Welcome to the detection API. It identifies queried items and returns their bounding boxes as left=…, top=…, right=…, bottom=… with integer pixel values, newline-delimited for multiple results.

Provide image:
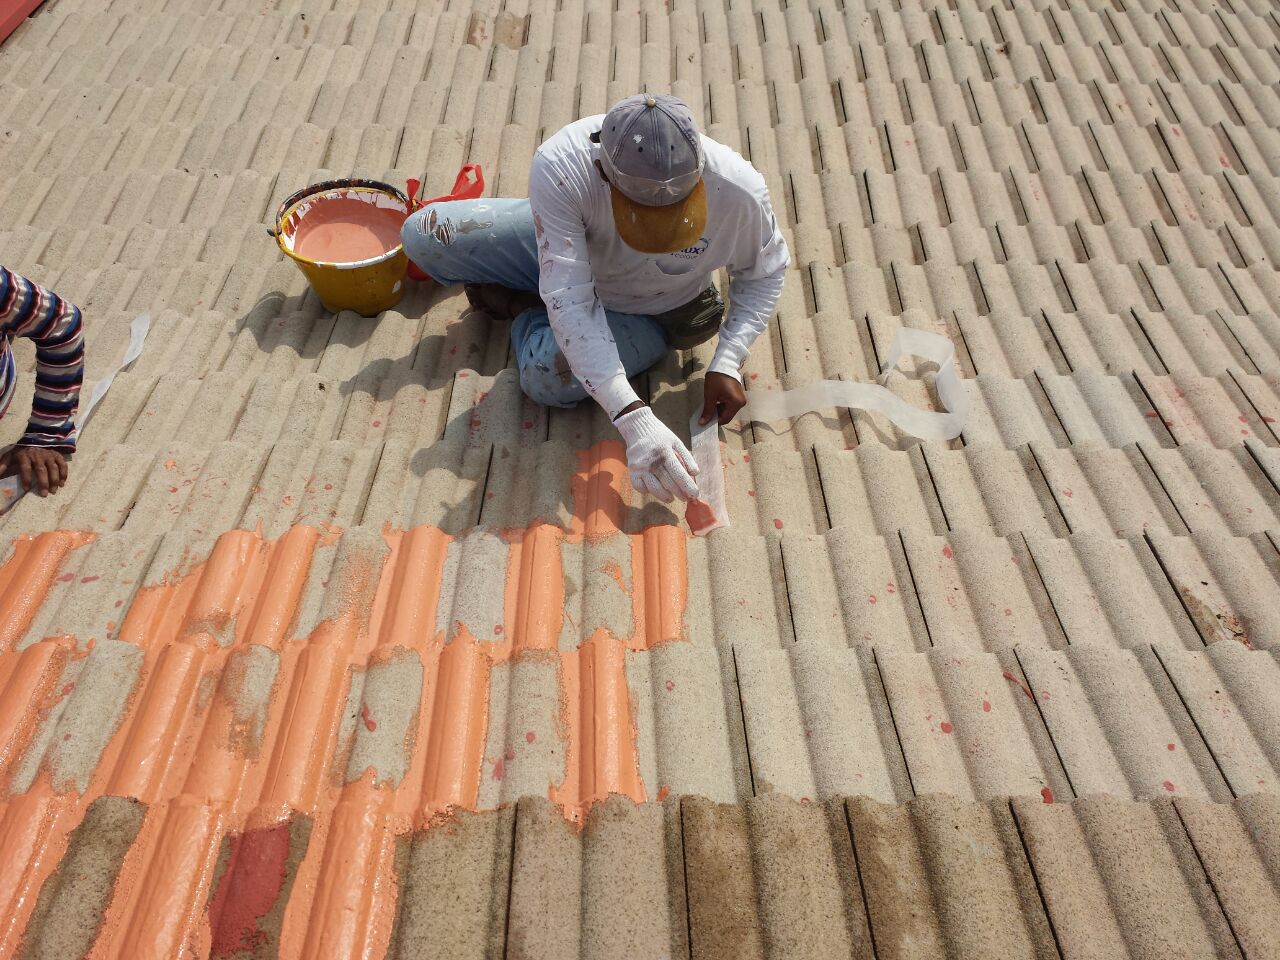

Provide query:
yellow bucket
left=274, top=178, right=411, bottom=317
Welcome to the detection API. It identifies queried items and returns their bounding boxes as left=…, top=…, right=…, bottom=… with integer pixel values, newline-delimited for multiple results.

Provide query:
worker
left=402, top=93, right=789, bottom=503
left=0, top=267, right=84, bottom=496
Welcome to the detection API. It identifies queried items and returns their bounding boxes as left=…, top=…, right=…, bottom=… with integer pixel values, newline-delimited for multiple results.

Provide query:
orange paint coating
left=630, top=526, right=687, bottom=650
left=0, top=440, right=693, bottom=952
left=503, top=524, right=564, bottom=654
left=0, top=531, right=96, bottom=653
left=550, top=630, right=647, bottom=824
left=569, top=441, right=631, bottom=539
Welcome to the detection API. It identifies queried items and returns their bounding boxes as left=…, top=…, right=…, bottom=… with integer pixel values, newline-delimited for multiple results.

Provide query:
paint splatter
left=665, top=680, right=675, bottom=692
left=868, top=594, right=877, bottom=604
left=360, top=703, right=377, bottom=732
left=939, top=721, right=954, bottom=734
left=1163, top=780, right=1175, bottom=792
left=773, top=518, right=783, bottom=530
left=656, top=785, right=671, bottom=801
left=207, top=823, right=291, bottom=956
left=942, top=545, right=953, bottom=559
left=492, top=758, right=504, bottom=781
left=1167, top=743, right=1175, bottom=751
left=1041, top=787, right=1054, bottom=804
left=526, top=731, right=536, bottom=743
left=982, top=700, right=991, bottom=713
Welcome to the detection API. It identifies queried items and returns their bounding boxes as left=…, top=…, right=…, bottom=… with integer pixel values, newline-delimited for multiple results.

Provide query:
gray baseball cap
left=594, top=93, right=708, bottom=253
left=596, top=93, right=705, bottom=207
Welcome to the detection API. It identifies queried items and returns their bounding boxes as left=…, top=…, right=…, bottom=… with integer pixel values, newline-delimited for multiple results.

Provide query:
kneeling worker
left=403, top=93, right=789, bottom=503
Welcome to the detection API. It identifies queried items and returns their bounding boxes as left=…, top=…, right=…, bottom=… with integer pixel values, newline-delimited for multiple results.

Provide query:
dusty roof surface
left=1, top=0, right=1279, bottom=955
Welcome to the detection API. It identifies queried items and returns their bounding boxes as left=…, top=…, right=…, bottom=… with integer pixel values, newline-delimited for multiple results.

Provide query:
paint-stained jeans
left=401, top=198, right=670, bottom=408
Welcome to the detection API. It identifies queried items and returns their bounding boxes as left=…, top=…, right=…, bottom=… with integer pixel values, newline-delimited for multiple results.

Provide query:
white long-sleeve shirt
left=528, top=116, right=790, bottom=419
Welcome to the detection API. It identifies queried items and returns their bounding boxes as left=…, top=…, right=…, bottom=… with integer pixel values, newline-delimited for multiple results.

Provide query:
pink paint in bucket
left=293, top=197, right=406, bottom=264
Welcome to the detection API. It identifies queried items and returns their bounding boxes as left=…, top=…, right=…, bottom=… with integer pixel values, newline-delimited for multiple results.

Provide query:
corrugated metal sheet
left=1, top=0, right=1279, bottom=954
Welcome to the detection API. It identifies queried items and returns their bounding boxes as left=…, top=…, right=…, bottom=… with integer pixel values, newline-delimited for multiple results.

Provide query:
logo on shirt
left=670, top=237, right=709, bottom=260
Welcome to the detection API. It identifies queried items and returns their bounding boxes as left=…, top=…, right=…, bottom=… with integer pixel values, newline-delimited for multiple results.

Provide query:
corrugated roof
left=2, top=0, right=1280, bottom=954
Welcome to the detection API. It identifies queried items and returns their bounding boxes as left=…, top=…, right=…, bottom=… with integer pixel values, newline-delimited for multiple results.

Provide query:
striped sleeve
left=0, top=267, right=85, bottom=449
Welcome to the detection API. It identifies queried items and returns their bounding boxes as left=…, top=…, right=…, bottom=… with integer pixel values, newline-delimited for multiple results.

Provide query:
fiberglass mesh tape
left=688, top=327, right=969, bottom=536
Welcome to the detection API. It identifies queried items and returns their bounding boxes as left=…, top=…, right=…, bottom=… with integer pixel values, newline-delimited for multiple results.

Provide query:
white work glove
left=614, top=407, right=700, bottom=503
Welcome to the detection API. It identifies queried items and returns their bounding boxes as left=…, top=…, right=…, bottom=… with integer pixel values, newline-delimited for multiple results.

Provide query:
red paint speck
left=324, top=483, right=333, bottom=491
left=526, top=731, right=536, bottom=743
left=1263, top=416, right=1275, bottom=424
left=522, top=420, right=533, bottom=429
left=1163, top=780, right=1175, bottom=792
left=168, top=486, right=179, bottom=494
left=657, top=785, right=671, bottom=801
left=665, top=679, right=675, bottom=691
left=886, top=583, right=896, bottom=594
left=1041, top=787, right=1054, bottom=804
left=114, top=599, right=122, bottom=608
left=773, top=518, right=783, bottom=529
left=1003, top=608, right=1012, bottom=617
left=57, top=573, right=74, bottom=583
left=494, top=624, right=504, bottom=635
left=1061, top=488, right=1073, bottom=498
left=61, top=682, right=75, bottom=697
left=741, top=453, right=750, bottom=462
left=982, top=700, right=991, bottom=712
left=360, top=704, right=377, bottom=732
left=1167, top=743, right=1176, bottom=751
left=868, top=594, right=877, bottom=604
left=492, top=758, right=504, bottom=780
left=504, top=748, right=516, bottom=762
left=747, top=489, right=756, bottom=497
left=372, top=420, right=382, bottom=428
left=80, top=575, right=99, bottom=584
left=939, top=721, right=953, bottom=734
left=942, top=545, right=953, bottom=559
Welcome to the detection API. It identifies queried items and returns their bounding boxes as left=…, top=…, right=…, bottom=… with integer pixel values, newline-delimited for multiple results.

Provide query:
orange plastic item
left=405, top=164, right=486, bottom=281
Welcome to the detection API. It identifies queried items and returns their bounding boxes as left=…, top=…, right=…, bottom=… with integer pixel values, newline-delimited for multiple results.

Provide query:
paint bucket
left=273, top=178, right=410, bottom=316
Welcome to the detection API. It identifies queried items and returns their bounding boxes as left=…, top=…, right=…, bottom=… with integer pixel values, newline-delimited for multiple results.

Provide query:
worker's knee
left=518, top=361, right=588, bottom=408
left=401, top=209, right=448, bottom=279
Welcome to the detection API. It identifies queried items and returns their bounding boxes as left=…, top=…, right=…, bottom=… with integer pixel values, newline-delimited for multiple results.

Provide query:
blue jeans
left=400, top=199, right=670, bottom=407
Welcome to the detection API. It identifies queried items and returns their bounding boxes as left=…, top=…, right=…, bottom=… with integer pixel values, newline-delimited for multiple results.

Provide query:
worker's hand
left=0, top=445, right=69, bottom=497
left=699, top=372, right=747, bottom=426
left=615, top=407, right=700, bottom=503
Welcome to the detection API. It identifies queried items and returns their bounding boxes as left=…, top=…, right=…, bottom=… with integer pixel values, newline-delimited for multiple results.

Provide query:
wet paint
left=294, top=198, right=406, bottom=264
left=0, top=441, right=691, bottom=951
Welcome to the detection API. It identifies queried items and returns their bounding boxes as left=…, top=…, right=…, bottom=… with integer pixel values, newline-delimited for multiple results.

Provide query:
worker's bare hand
left=0, top=445, right=69, bottom=497
left=699, top=372, right=747, bottom=426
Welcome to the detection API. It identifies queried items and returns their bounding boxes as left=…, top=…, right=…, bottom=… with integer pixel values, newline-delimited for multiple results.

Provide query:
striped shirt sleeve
left=0, top=267, right=84, bottom=450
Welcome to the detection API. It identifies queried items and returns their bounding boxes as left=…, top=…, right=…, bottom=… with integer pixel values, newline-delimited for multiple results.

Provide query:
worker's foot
left=464, top=283, right=544, bottom=321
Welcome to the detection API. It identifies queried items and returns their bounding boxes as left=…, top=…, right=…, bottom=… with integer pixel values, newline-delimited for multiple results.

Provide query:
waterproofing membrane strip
left=1, top=311, right=151, bottom=515
left=688, top=327, right=969, bottom=536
